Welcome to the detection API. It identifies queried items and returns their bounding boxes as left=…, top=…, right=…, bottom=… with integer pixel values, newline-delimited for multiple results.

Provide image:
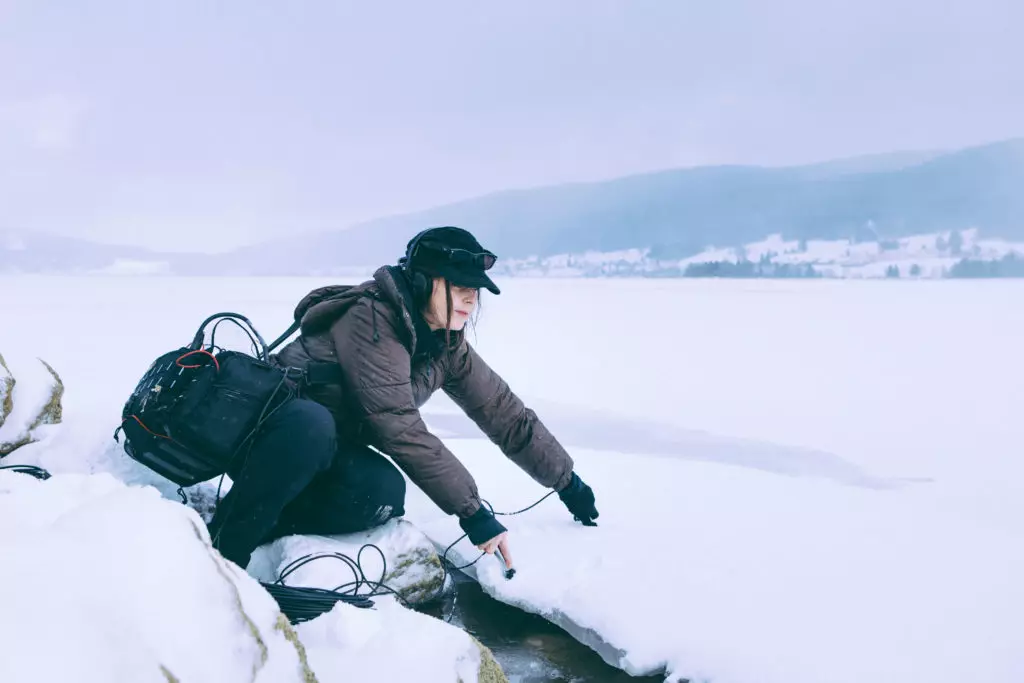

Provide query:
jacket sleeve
left=443, top=340, right=574, bottom=491
left=330, top=300, right=483, bottom=518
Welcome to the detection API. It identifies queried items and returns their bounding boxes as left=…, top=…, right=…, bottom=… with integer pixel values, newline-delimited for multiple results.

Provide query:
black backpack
left=115, top=312, right=302, bottom=487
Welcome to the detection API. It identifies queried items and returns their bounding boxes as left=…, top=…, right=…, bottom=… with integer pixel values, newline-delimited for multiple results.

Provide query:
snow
left=676, top=244, right=738, bottom=267
left=975, top=236, right=1024, bottom=259
left=0, top=471, right=312, bottom=683
left=2, top=231, right=27, bottom=251
left=0, top=466, right=491, bottom=683
left=432, top=276, right=1024, bottom=681
left=0, top=354, right=12, bottom=422
left=491, top=228, right=1024, bottom=279
left=0, top=443, right=493, bottom=683
left=740, top=233, right=799, bottom=261
left=404, top=441, right=1023, bottom=683
left=0, top=354, right=61, bottom=454
left=248, top=518, right=451, bottom=605
left=297, top=600, right=485, bottom=683
left=92, top=258, right=173, bottom=275
left=2, top=274, right=1024, bottom=683
left=247, top=521, right=491, bottom=683
left=0, top=316, right=498, bottom=681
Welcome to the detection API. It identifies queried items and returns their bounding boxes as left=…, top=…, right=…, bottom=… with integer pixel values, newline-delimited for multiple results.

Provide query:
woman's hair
left=425, top=276, right=481, bottom=350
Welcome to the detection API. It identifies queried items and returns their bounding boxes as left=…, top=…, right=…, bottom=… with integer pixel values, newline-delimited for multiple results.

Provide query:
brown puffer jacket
left=273, top=265, right=574, bottom=519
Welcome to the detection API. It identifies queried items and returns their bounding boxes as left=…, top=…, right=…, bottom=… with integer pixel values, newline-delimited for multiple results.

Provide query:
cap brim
left=442, top=265, right=501, bottom=295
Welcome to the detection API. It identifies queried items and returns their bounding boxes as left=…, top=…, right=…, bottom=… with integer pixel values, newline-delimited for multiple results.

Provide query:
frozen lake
left=2, top=274, right=1022, bottom=682
left=4, top=274, right=1020, bottom=527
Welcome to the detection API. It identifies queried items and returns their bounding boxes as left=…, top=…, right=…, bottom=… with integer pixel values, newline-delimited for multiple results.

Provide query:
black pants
left=207, top=398, right=406, bottom=568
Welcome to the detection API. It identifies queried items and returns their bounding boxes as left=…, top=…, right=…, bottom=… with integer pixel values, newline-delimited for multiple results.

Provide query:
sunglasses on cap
left=414, top=241, right=497, bottom=270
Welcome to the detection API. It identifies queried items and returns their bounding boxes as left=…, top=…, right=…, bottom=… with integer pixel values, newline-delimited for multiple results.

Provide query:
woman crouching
left=207, top=226, right=599, bottom=570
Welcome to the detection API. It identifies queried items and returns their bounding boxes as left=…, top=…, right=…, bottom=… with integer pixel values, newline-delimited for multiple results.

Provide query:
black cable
left=274, top=545, right=411, bottom=605
left=259, top=582, right=374, bottom=623
left=443, top=490, right=558, bottom=572
left=491, top=490, right=557, bottom=516
left=260, top=543, right=411, bottom=624
left=261, top=490, right=559, bottom=625
left=0, top=464, right=52, bottom=480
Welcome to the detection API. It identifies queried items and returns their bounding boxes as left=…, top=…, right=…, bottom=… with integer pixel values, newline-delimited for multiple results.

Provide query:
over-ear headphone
left=399, top=228, right=437, bottom=304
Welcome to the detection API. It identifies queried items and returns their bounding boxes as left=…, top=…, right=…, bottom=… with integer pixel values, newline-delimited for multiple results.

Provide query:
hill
left=3, top=139, right=1022, bottom=277
left=217, top=139, right=1023, bottom=274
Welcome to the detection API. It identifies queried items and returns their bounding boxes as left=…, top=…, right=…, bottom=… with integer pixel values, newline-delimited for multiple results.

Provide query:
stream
left=420, top=573, right=666, bottom=683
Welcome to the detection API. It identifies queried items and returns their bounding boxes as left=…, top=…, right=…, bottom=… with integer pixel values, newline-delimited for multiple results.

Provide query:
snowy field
left=2, top=274, right=1023, bottom=682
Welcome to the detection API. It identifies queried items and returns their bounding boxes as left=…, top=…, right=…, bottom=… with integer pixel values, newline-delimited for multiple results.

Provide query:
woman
left=207, top=226, right=599, bottom=570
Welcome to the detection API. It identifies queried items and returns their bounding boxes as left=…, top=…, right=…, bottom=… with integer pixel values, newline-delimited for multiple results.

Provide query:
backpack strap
left=267, top=320, right=300, bottom=354
left=271, top=286, right=406, bottom=388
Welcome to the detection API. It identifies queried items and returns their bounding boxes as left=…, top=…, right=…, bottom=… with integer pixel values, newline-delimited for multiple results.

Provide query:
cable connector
left=0, top=464, right=52, bottom=480
left=495, top=548, right=516, bottom=580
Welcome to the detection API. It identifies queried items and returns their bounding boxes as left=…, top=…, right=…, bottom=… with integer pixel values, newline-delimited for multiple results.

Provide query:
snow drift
left=405, top=439, right=1024, bottom=683
left=0, top=470, right=315, bottom=683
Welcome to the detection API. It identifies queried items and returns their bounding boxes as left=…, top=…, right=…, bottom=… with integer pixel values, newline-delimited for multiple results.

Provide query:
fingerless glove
left=459, top=505, right=507, bottom=545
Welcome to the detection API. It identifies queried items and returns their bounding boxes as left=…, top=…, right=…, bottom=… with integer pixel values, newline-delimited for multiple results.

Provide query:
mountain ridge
left=3, top=138, right=1022, bottom=275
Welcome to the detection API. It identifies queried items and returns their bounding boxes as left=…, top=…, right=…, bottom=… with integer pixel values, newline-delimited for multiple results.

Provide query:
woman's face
left=426, top=277, right=478, bottom=331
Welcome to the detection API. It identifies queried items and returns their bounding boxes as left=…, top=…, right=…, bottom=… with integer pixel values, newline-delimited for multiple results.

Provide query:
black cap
left=402, top=226, right=501, bottom=295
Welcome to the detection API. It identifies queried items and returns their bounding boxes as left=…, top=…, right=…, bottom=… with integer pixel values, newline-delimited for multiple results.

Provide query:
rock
left=180, top=478, right=225, bottom=524
left=248, top=518, right=453, bottom=606
left=0, top=353, right=13, bottom=428
left=274, top=614, right=318, bottom=683
left=0, top=472, right=316, bottom=683
left=0, top=355, right=65, bottom=457
left=32, top=359, right=64, bottom=427
left=247, top=519, right=511, bottom=681
left=296, top=599, right=509, bottom=683
left=472, top=639, right=508, bottom=683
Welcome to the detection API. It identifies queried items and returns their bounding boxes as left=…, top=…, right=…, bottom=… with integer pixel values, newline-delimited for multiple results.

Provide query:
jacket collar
left=374, top=265, right=461, bottom=360
left=295, top=265, right=461, bottom=360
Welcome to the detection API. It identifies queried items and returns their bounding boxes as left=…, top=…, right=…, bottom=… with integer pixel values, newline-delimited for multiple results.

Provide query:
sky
left=1, top=0, right=1022, bottom=252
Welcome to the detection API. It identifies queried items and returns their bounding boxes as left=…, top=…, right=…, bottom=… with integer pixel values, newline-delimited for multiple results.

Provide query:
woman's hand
left=558, top=471, right=599, bottom=526
left=459, top=505, right=510, bottom=567
left=478, top=531, right=513, bottom=570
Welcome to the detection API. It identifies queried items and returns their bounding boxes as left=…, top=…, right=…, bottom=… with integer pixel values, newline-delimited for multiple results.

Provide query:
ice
left=403, top=440, right=1024, bottom=682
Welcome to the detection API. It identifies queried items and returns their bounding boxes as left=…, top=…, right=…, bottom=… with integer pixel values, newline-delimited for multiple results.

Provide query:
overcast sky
left=2, top=0, right=1021, bottom=252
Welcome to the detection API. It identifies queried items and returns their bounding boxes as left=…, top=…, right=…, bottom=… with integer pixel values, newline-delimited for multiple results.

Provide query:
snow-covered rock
left=0, top=467, right=507, bottom=683
left=0, top=471, right=315, bottom=683
left=246, top=519, right=509, bottom=681
left=0, top=353, right=13, bottom=427
left=298, top=600, right=505, bottom=683
left=0, top=353, right=64, bottom=456
left=248, top=518, right=452, bottom=606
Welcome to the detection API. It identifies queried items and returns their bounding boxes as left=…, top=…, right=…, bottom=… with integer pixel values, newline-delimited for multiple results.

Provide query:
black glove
left=459, top=505, right=508, bottom=545
left=558, top=472, right=599, bottom=526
